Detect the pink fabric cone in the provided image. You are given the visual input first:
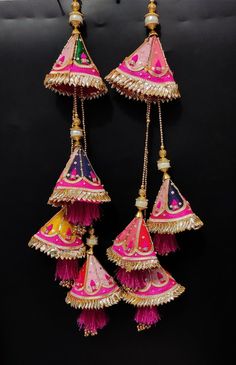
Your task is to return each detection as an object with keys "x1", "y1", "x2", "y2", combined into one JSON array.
[
  {"x1": 66, "y1": 202, "x2": 100, "y2": 226},
  {"x1": 135, "y1": 306, "x2": 160, "y2": 329},
  {"x1": 55, "y1": 259, "x2": 78, "y2": 286},
  {"x1": 116, "y1": 268, "x2": 148, "y2": 290},
  {"x1": 153, "y1": 233, "x2": 179, "y2": 255},
  {"x1": 77, "y1": 309, "x2": 109, "y2": 336}
]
